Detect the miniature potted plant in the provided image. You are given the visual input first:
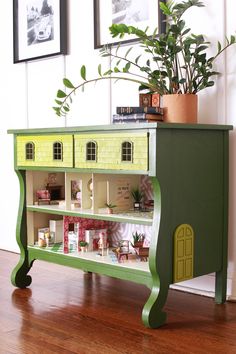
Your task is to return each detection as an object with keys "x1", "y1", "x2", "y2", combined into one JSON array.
[
  {"x1": 131, "y1": 231, "x2": 145, "y2": 248},
  {"x1": 131, "y1": 187, "x2": 143, "y2": 210},
  {"x1": 79, "y1": 240, "x2": 88, "y2": 252},
  {"x1": 53, "y1": 0, "x2": 236, "y2": 123},
  {"x1": 105, "y1": 203, "x2": 117, "y2": 214}
]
